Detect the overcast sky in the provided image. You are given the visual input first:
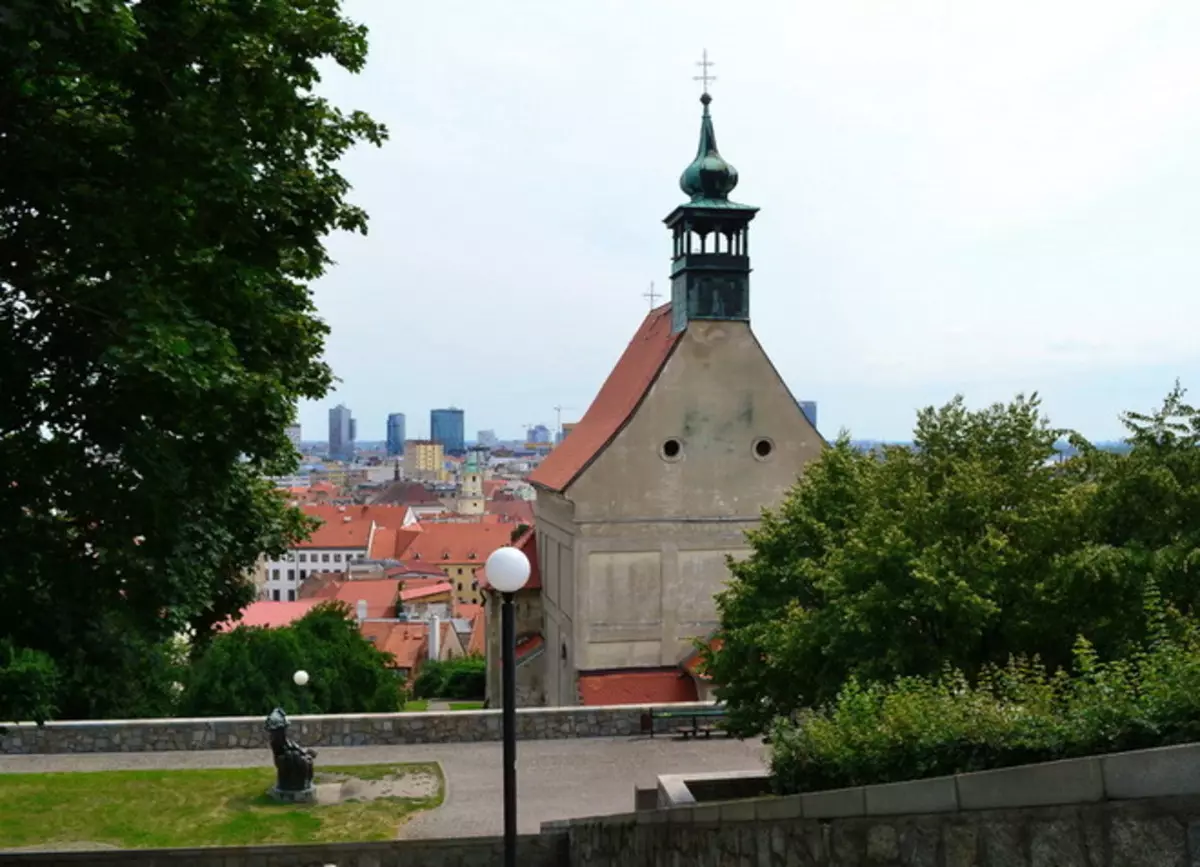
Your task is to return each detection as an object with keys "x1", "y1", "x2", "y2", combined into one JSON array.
[{"x1": 300, "y1": 0, "x2": 1200, "y2": 443}]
